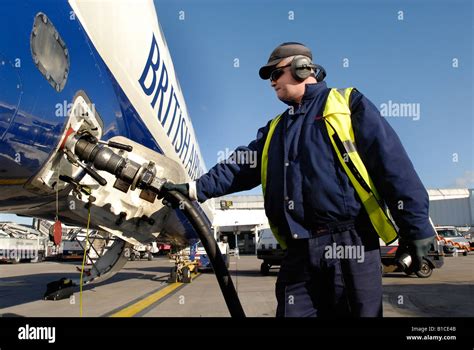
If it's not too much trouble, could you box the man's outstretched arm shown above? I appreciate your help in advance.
[164,121,272,203]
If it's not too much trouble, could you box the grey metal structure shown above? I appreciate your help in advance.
[428,189,473,227]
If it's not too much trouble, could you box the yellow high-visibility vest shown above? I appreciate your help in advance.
[261,88,399,248]
[261,114,287,248]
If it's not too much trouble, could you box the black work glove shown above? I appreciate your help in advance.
[158,182,189,208]
[395,236,435,273]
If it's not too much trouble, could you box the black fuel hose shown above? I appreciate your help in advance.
[72,138,245,317]
[167,190,246,318]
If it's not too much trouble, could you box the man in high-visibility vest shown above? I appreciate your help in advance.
[162,42,435,317]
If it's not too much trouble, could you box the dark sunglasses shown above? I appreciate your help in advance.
[270,64,291,82]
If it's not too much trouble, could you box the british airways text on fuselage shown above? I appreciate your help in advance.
[138,34,201,180]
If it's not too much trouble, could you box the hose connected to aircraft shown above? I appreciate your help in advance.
[59,130,246,318]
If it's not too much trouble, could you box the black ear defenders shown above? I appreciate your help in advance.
[290,55,326,82]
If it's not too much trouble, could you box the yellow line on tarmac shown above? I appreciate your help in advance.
[110,274,200,317]
[0,179,27,185]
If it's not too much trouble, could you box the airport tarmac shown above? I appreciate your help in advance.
[0,254,473,317]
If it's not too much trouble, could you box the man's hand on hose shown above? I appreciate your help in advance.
[395,236,435,273]
[158,182,192,208]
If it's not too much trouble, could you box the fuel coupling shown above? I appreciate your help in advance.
[62,131,166,203]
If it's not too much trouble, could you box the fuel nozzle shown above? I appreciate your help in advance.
[66,133,166,201]
[74,137,128,177]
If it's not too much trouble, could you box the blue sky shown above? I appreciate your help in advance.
[1,0,472,225]
[156,0,473,192]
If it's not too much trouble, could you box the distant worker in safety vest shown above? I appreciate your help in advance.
[161,42,435,317]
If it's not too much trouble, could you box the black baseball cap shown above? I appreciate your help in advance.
[259,42,313,80]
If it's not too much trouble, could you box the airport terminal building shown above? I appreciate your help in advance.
[213,188,474,254]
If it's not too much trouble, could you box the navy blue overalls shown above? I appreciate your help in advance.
[195,82,432,317]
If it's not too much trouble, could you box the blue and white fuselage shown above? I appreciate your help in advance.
[0,0,213,266]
